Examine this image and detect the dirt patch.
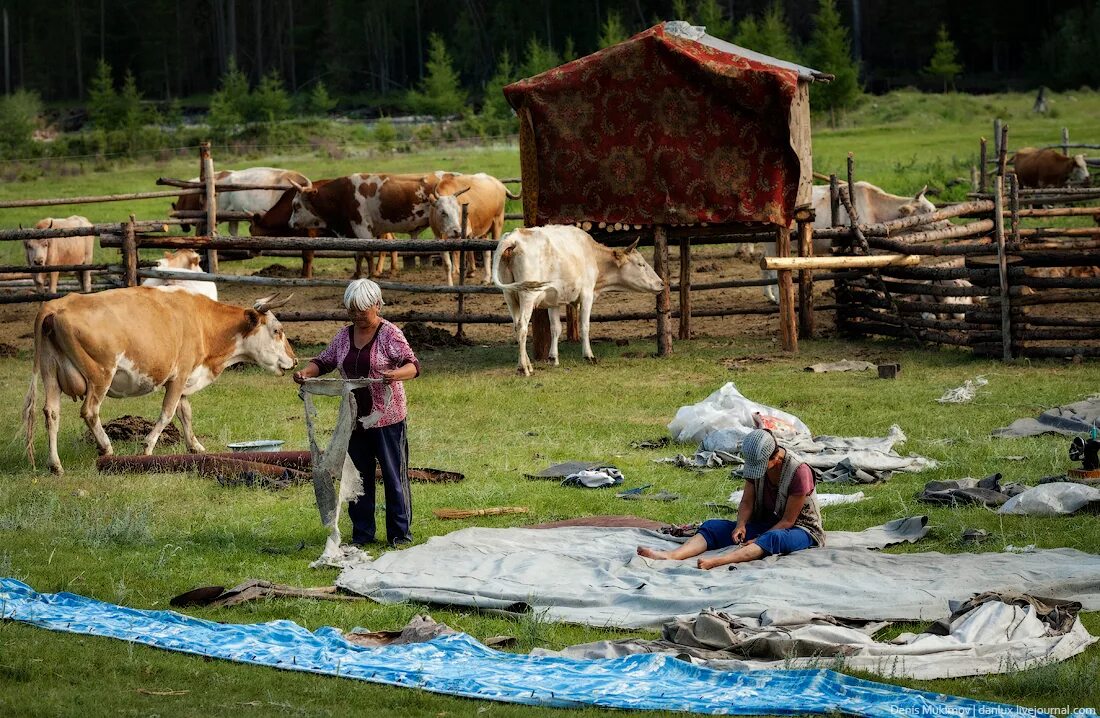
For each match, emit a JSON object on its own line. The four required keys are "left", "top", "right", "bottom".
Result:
{"left": 400, "top": 321, "right": 467, "bottom": 350}
{"left": 0, "top": 342, "right": 18, "bottom": 357}
{"left": 253, "top": 264, "right": 301, "bottom": 278}
{"left": 695, "top": 262, "right": 720, "bottom": 273}
{"left": 85, "top": 415, "right": 182, "bottom": 445}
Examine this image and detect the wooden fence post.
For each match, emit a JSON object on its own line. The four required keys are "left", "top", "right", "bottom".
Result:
{"left": 796, "top": 214, "right": 815, "bottom": 339}
{"left": 200, "top": 141, "right": 219, "bottom": 274}
{"left": 994, "top": 175, "right": 1012, "bottom": 360}
{"left": 997, "top": 124, "right": 1009, "bottom": 178}
{"left": 123, "top": 215, "right": 138, "bottom": 287}
{"left": 455, "top": 204, "right": 468, "bottom": 341}
{"left": 654, "top": 224, "right": 672, "bottom": 356}
{"left": 565, "top": 305, "right": 579, "bottom": 342}
{"left": 678, "top": 235, "right": 691, "bottom": 340}
{"left": 979, "top": 137, "right": 988, "bottom": 194}
{"left": 776, "top": 225, "right": 797, "bottom": 352}
{"left": 1062, "top": 127, "right": 1070, "bottom": 156}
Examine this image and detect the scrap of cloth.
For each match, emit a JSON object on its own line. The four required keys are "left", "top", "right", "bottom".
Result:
{"left": 336, "top": 518, "right": 1100, "bottom": 629}
{"left": 993, "top": 396, "right": 1100, "bottom": 437}
{"left": 299, "top": 378, "right": 392, "bottom": 567}
{"left": 535, "top": 593, "right": 1097, "bottom": 681}
{"left": 0, "top": 578, "right": 1061, "bottom": 718}
{"left": 803, "top": 360, "right": 877, "bottom": 373}
{"left": 919, "top": 474, "right": 1029, "bottom": 508}
{"left": 998, "top": 482, "right": 1100, "bottom": 516}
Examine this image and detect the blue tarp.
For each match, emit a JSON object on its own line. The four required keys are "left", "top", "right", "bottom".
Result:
{"left": 0, "top": 578, "right": 1081, "bottom": 717}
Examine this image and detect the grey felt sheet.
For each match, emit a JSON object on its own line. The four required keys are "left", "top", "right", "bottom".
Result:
{"left": 993, "top": 396, "right": 1100, "bottom": 438}
{"left": 335, "top": 519, "right": 1100, "bottom": 628}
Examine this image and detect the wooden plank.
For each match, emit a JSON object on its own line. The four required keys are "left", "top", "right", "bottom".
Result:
{"left": 201, "top": 142, "right": 219, "bottom": 275}
{"left": 654, "top": 225, "right": 672, "bottom": 356}
{"left": 123, "top": 216, "right": 138, "bottom": 287}
{"left": 776, "top": 226, "right": 796, "bottom": 353}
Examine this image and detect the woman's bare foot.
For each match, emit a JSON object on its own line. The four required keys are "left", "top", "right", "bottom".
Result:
{"left": 637, "top": 546, "right": 670, "bottom": 560}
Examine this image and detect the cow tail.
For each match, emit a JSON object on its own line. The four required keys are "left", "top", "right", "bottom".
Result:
{"left": 491, "top": 237, "right": 547, "bottom": 292}
{"left": 504, "top": 188, "right": 521, "bottom": 200}
{"left": 22, "top": 312, "right": 44, "bottom": 470}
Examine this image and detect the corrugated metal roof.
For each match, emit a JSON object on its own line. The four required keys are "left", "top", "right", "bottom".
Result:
{"left": 663, "top": 21, "right": 832, "bottom": 83}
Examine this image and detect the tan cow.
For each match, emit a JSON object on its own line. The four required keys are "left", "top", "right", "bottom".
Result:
{"left": 492, "top": 226, "right": 664, "bottom": 376}
{"left": 429, "top": 173, "right": 520, "bottom": 285}
{"left": 141, "top": 249, "right": 219, "bottom": 300}
{"left": 22, "top": 288, "right": 296, "bottom": 475}
{"left": 23, "top": 216, "right": 95, "bottom": 294}
{"left": 1012, "top": 148, "right": 1090, "bottom": 189}
{"left": 173, "top": 167, "right": 312, "bottom": 235}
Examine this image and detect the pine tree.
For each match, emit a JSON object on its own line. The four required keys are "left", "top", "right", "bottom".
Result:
{"left": 758, "top": 3, "right": 798, "bottom": 62}
{"left": 307, "top": 81, "right": 337, "bottom": 116}
{"left": 519, "top": 37, "right": 561, "bottom": 79}
{"left": 88, "top": 59, "right": 118, "bottom": 130}
{"left": 209, "top": 58, "right": 250, "bottom": 134}
{"left": 480, "top": 51, "right": 515, "bottom": 123}
{"left": 734, "top": 16, "right": 764, "bottom": 52}
{"left": 804, "top": 0, "right": 861, "bottom": 126}
{"left": 672, "top": 0, "right": 692, "bottom": 23}
{"left": 598, "top": 10, "right": 628, "bottom": 48}
{"left": 253, "top": 70, "right": 291, "bottom": 122}
{"left": 118, "top": 71, "right": 146, "bottom": 132}
{"left": 695, "top": 0, "right": 733, "bottom": 40}
{"left": 408, "top": 34, "right": 468, "bottom": 117}
{"left": 925, "top": 24, "right": 962, "bottom": 92}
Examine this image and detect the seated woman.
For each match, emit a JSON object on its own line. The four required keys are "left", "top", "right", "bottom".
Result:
{"left": 638, "top": 429, "right": 824, "bottom": 570}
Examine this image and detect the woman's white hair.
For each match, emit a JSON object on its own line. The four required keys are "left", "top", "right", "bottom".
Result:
{"left": 343, "top": 279, "right": 385, "bottom": 311}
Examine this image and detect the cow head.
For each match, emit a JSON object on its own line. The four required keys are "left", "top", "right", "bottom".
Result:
{"left": 897, "top": 186, "right": 935, "bottom": 217}
{"left": 159, "top": 249, "right": 203, "bottom": 271}
{"left": 428, "top": 186, "right": 471, "bottom": 239}
{"left": 24, "top": 218, "right": 54, "bottom": 266}
{"left": 1070, "top": 155, "right": 1090, "bottom": 186}
{"left": 288, "top": 180, "right": 325, "bottom": 230}
{"left": 239, "top": 293, "right": 298, "bottom": 375}
{"left": 610, "top": 238, "right": 664, "bottom": 293}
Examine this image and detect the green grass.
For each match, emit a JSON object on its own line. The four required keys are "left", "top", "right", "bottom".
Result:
{"left": 2, "top": 335, "right": 1100, "bottom": 715}
{"left": 3, "top": 88, "right": 1100, "bottom": 715}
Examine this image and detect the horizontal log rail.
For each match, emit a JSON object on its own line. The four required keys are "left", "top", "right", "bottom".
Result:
{"left": 0, "top": 189, "right": 203, "bottom": 209}
{"left": 169, "top": 210, "right": 257, "bottom": 221}
{"left": 155, "top": 178, "right": 310, "bottom": 192}
{"left": 100, "top": 234, "right": 500, "bottom": 252}
{"left": 865, "top": 236, "right": 994, "bottom": 256}
{"left": 0, "top": 222, "right": 167, "bottom": 242}
{"left": 813, "top": 202, "right": 993, "bottom": 240}
{"left": 761, "top": 254, "right": 920, "bottom": 271}
{"left": 136, "top": 268, "right": 500, "bottom": 293}
{"left": 0, "top": 261, "right": 152, "bottom": 274}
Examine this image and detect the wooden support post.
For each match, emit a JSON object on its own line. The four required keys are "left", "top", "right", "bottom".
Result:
{"left": 998, "top": 175, "right": 1014, "bottom": 361}
{"left": 829, "top": 174, "right": 840, "bottom": 228}
{"left": 456, "top": 204, "right": 468, "bottom": 341}
{"left": 1062, "top": 127, "right": 1070, "bottom": 156}
{"left": 776, "top": 225, "right": 796, "bottom": 353}
{"left": 979, "top": 138, "right": 988, "bottom": 194}
{"left": 997, "top": 123, "right": 1009, "bottom": 178}
{"left": 797, "top": 218, "right": 815, "bottom": 339}
{"left": 122, "top": 214, "right": 138, "bottom": 287}
{"left": 678, "top": 235, "right": 691, "bottom": 340}
{"left": 654, "top": 224, "right": 672, "bottom": 356}
{"left": 200, "top": 142, "right": 219, "bottom": 274}
{"left": 565, "top": 305, "right": 579, "bottom": 342}
{"left": 993, "top": 119, "right": 1002, "bottom": 161}
{"left": 531, "top": 310, "right": 551, "bottom": 361}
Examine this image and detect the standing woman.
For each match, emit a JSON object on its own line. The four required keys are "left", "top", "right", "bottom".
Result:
{"left": 293, "top": 279, "right": 421, "bottom": 547}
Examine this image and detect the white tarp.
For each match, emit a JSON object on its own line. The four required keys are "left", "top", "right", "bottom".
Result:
{"left": 668, "top": 382, "right": 810, "bottom": 444}
{"left": 999, "top": 482, "right": 1100, "bottom": 516}
{"left": 335, "top": 521, "right": 1100, "bottom": 628}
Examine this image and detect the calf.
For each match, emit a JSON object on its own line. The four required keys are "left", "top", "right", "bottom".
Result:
{"left": 23, "top": 216, "right": 95, "bottom": 294}
{"left": 22, "top": 288, "right": 296, "bottom": 475}
{"left": 1012, "top": 148, "right": 1090, "bottom": 189}
{"left": 492, "top": 226, "right": 664, "bottom": 376}
{"left": 141, "top": 249, "right": 218, "bottom": 300}
{"left": 429, "top": 173, "right": 519, "bottom": 285}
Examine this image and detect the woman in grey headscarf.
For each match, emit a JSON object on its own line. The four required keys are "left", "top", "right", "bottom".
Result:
{"left": 638, "top": 429, "right": 824, "bottom": 569}
{"left": 293, "top": 279, "right": 421, "bottom": 547}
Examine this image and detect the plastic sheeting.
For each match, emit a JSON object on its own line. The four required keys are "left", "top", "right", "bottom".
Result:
{"left": 668, "top": 382, "right": 810, "bottom": 444}
{"left": 998, "top": 482, "right": 1100, "bottom": 516}
{"left": 0, "top": 577, "right": 1076, "bottom": 718}
{"left": 336, "top": 520, "right": 1100, "bottom": 628}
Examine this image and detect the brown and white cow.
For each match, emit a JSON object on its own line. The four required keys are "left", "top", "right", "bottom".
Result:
{"left": 141, "top": 249, "right": 219, "bottom": 300}
{"left": 289, "top": 172, "right": 443, "bottom": 279}
{"left": 429, "top": 173, "right": 520, "bottom": 285}
{"left": 173, "top": 167, "right": 312, "bottom": 235}
{"left": 24, "top": 216, "right": 96, "bottom": 294}
{"left": 760, "top": 182, "right": 940, "bottom": 303}
{"left": 1012, "top": 148, "right": 1090, "bottom": 189}
{"left": 250, "top": 180, "right": 337, "bottom": 278}
{"left": 492, "top": 226, "right": 664, "bottom": 376}
{"left": 22, "top": 288, "right": 296, "bottom": 475}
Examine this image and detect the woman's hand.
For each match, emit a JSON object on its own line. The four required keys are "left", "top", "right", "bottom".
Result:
{"left": 292, "top": 370, "right": 307, "bottom": 385}
{"left": 381, "top": 369, "right": 399, "bottom": 385}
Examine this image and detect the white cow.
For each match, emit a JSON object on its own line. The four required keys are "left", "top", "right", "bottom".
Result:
{"left": 23, "top": 216, "right": 95, "bottom": 294}
{"left": 173, "top": 167, "right": 311, "bottom": 236}
{"left": 919, "top": 278, "right": 976, "bottom": 322}
{"left": 761, "top": 182, "right": 939, "bottom": 302}
{"left": 141, "top": 249, "right": 218, "bottom": 301}
{"left": 492, "top": 226, "right": 664, "bottom": 376}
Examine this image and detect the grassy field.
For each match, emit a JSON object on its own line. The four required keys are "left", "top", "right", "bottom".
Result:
{"left": 2, "top": 90, "right": 1100, "bottom": 716}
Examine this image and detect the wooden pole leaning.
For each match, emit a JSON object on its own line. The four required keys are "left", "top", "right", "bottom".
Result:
{"left": 654, "top": 224, "right": 672, "bottom": 356}
{"left": 122, "top": 214, "right": 138, "bottom": 287}
{"left": 996, "top": 174, "right": 1013, "bottom": 360}
{"left": 979, "top": 137, "right": 988, "bottom": 194}
{"left": 200, "top": 142, "right": 219, "bottom": 274}
{"left": 456, "top": 204, "right": 468, "bottom": 341}
{"left": 776, "top": 225, "right": 796, "bottom": 352}
{"left": 678, "top": 234, "right": 691, "bottom": 340}
{"left": 796, "top": 210, "right": 815, "bottom": 339}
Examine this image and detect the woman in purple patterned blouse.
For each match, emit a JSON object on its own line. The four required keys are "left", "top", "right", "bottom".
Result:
{"left": 293, "top": 279, "right": 421, "bottom": 547}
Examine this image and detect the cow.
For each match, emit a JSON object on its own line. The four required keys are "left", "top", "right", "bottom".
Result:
{"left": 23, "top": 216, "right": 95, "bottom": 294}
{"left": 761, "top": 182, "right": 939, "bottom": 303}
{"left": 22, "top": 288, "right": 296, "bottom": 475}
{"left": 289, "top": 172, "right": 444, "bottom": 279}
{"left": 428, "top": 173, "right": 520, "bottom": 285}
{"left": 1012, "top": 148, "right": 1090, "bottom": 189}
{"left": 173, "top": 167, "right": 312, "bottom": 235}
{"left": 492, "top": 226, "right": 664, "bottom": 376}
{"left": 141, "top": 249, "right": 219, "bottom": 301}
{"left": 918, "top": 278, "right": 976, "bottom": 322}
{"left": 250, "top": 181, "right": 336, "bottom": 279}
